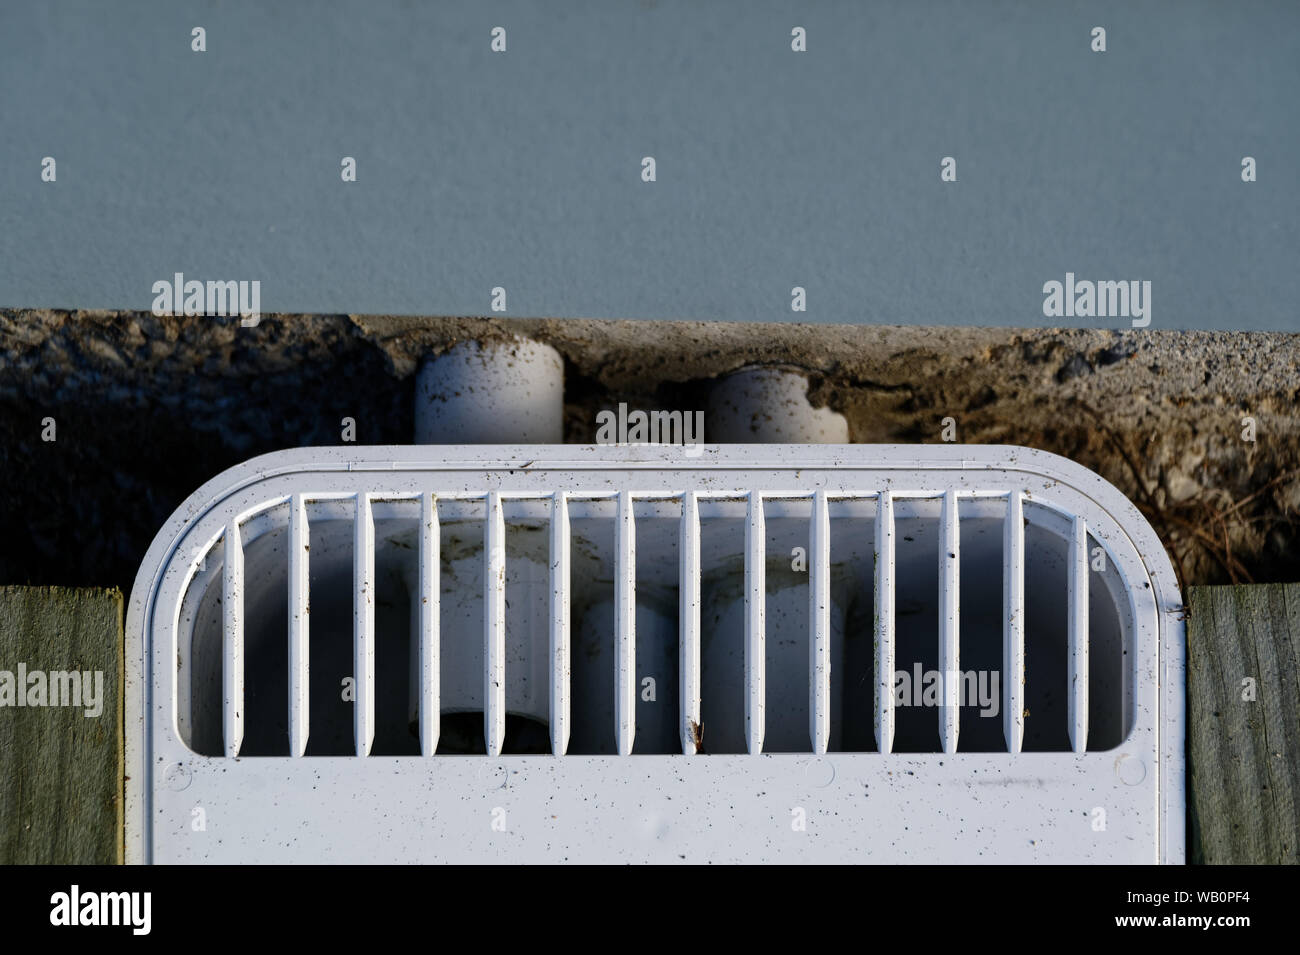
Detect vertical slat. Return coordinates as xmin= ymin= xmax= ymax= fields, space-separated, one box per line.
xmin=1068 ymin=515 xmax=1090 ymax=753
xmin=809 ymin=490 xmax=831 ymax=755
xmin=223 ymin=520 xmax=244 ymax=759
xmin=679 ymin=491 xmax=702 ymax=755
xmin=874 ymin=491 xmax=896 ymax=754
xmin=485 ymin=491 xmax=506 ymax=757
xmin=744 ymin=491 xmax=765 ymax=755
xmin=939 ymin=489 xmax=960 ymax=755
xmin=354 ymin=493 xmax=375 ymax=757
xmin=288 ymin=494 xmax=309 ymax=757
xmin=550 ymin=492 xmax=571 ymax=756
xmin=1003 ymin=490 xmax=1025 ymax=754
xmin=419 ymin=492 xmax=440 ymax=756
xmin=615 ymin=490 xmax=637 ymax=756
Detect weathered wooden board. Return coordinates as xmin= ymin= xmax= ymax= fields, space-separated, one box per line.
xmin=0 ymin=586 xmax=123 ymax=864
xmin=1188 ymin=583 xmax=1300 ymax=864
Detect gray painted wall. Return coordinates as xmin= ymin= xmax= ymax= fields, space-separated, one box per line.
xmin=2 ymin=0 xmax=1296 ymax=330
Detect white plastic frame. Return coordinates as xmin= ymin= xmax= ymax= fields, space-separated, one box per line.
xmin=126 ymin=445 xmax=1185 ymax=864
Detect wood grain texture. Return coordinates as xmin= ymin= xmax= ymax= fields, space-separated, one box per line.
xmin=0 ymin=586 xmax=123 ymax=864
xmin=1188 ymin=583 xmax=1300 ymax=864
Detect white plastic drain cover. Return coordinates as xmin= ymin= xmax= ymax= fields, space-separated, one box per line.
xmin=126 ymin=445 xmax=1185 ymax=863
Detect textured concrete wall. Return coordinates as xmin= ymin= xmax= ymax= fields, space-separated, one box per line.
xmin=3 ymin=310 xmax=1297 ymax=590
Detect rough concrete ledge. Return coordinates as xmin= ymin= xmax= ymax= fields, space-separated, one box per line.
xmin=2 ymin=310 xmax=1298 ymax=591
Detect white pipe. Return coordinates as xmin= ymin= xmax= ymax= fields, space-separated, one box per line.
xmin=703 ymin=368 xmax=849 ymax=753
xmin=414 ymin=338 xmax=565 ymax=444
xmin=706 ymin=366 xmax=849 ymax=443
xmin=408 ymin=337 xmax=563 ymax=751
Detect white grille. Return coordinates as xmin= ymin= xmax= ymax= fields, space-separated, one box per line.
xmin=127 ymin=445 xmax=1185 ymax=863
